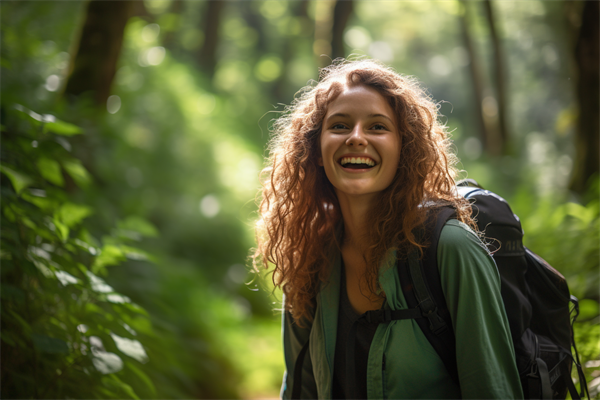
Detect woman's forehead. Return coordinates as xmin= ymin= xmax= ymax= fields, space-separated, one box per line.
xmin=324 ymin=84 xmax=395 ymax=118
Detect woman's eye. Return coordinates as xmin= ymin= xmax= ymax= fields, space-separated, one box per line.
xmin=331 ymin=123 xmax=347 ymax=130
xmin=371 ymin=123 xmax=387 ymax=131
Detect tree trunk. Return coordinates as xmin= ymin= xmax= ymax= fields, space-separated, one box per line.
xmin=331 ymin=0 xmax=353 ymax=60
xmin=162 ymin=0 xmax=184 ymax=54
xmin=198 ymin=0 xmax=225 ymax=78
xmin=313 ymin=0 xmax=336 ymax=68
xmin=483 ymin=0 xmax=509 ymax=155
xmin=240 ymin=1 xmax=268 ymax=54
xmin=274 ymin=1 xmax=312 ymax=103
xmin=459 ymin=1 xmax=491 ymax=153
xmin=570 ymin=0 xmax=599 ymax=194
xmin=64 ymin=0 xmax=134 ymax=107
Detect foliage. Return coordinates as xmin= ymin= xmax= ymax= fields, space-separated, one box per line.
xmin=512 ymin=184 xmax=600 ymax=398
xmin=1 ymin=105 xmax=156 ymax=398
xmin=1 ymin=0 xmax=597 ymax=398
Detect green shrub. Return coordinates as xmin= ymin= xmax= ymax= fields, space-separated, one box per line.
xmin=1 ymin=104 xmax=157 ymax=398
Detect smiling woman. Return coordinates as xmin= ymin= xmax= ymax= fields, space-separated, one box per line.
xmin=318 ymin=85 xmax=400 ymax=200
xmin=252 ymin=59 xmax=523 ymax=399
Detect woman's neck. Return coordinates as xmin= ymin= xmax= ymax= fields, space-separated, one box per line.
xmin=337 ymin=192 xmax=376 ymax=253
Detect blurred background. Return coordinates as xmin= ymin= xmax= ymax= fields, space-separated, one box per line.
xmin=1 ymin=1 xmax=598 ymax=398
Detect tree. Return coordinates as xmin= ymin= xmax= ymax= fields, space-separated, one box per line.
xmin=459 ymin=1 xmax=490 ymax=153
xmin=198 ymin=0 xmax=225 ymax=78
xmin=64 ymin=1 xmax=135 ymax=107
xmin=570 ymin=0 xmax=599 ymax=195
xmin=483 ymin=0 xmax=509 ymax=155
xmin=331 ymin=0 xmax=354 ymax=60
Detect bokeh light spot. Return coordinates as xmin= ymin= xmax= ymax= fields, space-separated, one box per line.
xmin=452 ymin=46 xmax=469 ymax=67
xmin=428 ymin=55 xmax=452 ymax=76
xmin=482 ymin=96 xmax=498 ymax=118
xmin=227 ymin=264 xmax=247 ymax=285
xmin=254 ymin=56 xmax=282 ymax=82
xmin=197 ymin=94 xmax=216 ymax=115
xmin=463 ymin=137 xmax=482 ymax=160
xmin=260 ymin=0 xmax=287 ymax=19
xmin=345 ymin=27 xmax=371 ymax=49
xmin=142 ymin=23 xmax=160 ymax=43
xmin=107 ymin=95 xmax=122 ymax=114
xmin=313 ymin=39 xmax=331 ymax=58
xmin=369 ymin=41 xmax=393 ymax=62
xmin=144 ymin=0 xmax=170 ymax=15
xmin=200 ymin=194 xmax=220 ymax=218
xmin=45 ymin=75 xmax=60 ymax=92
xmin=147 ymin=46 xmax=166 ymax=66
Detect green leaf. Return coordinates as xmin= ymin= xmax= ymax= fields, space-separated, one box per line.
xmin=126 ymin=362 xmax=157 ymax=395
xmin=55 ymin=270 xmax=80 ymax=286
xmin=61 ymin=159 xmax=91 ymax=188
xmin=37 ymin=157 xmax=64 ymax=187
xmin=45 ymin=120 xmax=82 ymax=136
xmin=31 ymin=333 xmax=69 ymax=354
xmin=53 ymin=218 xmax=69 ymax=242
xmin=117 ymin=216 xmax=159 ymax=238
xmin=92 ymin=245 xmax=125 ymax=273
xmin=87 ymin=271 xmax=115 ymax=293
xmin=102 ymin=375 xmax=139 ymax=399
xmin=121 ymin=245 xmax=155 ymax=262
xmin=85 ymin=302 xmax=105 ymax=315
xmin=0 ymin=165 xmax=33 ymax=194
xmin=55 ymin=202 xmax=93 ymax=228
xmin=21 ymin=191 xmax=57 ymax=211
xmin=110 ymin=333 xmax=148 ymax=363
xmin=93 ymin=351 xmax=124 ymax=374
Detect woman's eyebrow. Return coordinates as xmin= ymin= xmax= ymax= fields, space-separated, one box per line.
xmin=368 ymin=113 xmax=395 ymax=124
xmin=325 ymin=113 xmax=350 ymax=122
xmin=326 ymin=113 xmax=394 ymax=123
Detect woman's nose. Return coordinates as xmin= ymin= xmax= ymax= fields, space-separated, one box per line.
xmin=346 ymin=126 xmax=368 ymax=147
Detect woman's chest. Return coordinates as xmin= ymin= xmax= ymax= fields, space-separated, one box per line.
xmin=341 ymin=250 xmax=385 ymax=314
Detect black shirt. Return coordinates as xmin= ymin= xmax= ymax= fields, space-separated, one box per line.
xmin=332 ymin=265 xmax=379 ymax=399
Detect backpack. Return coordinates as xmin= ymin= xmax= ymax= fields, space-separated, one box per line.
xmin=291 ymin=179 xmax=588 ymax=399
xmin=391 ymin=179 xmax=588 ymax=399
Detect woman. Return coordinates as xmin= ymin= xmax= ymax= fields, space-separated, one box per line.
xmin=253 ymin=59 xmax=523 ymax=399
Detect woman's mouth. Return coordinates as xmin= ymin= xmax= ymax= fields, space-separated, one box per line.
xmin=338 ymin=156 xmax=377 ymax=170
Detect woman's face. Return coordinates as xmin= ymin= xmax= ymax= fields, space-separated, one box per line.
xmin=318 ymin=84 xmax=401 ymax=201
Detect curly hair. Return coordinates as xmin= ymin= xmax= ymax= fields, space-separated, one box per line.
xmin=252 ymin=59 xmax=474 ymax=323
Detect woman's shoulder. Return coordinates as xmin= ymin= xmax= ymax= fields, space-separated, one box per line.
xmin=436 ymin=218 xmax=500 ymax=288
xmin=438 ymin=218 xmax=489 ymax=255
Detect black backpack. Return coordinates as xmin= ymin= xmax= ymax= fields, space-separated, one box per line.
xmin=292 ymin=180 xmax=588 ymax=399
xmin=391 ymin=179 xmax=588 ymax=399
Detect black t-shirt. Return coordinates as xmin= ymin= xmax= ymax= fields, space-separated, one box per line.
xmin=332 ymin=265 xmax=379 ymax=400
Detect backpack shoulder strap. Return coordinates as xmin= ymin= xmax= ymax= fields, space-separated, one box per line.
xmin=397 ymin=206 xmax=460 ymax=385
xmin=292 ymin=340 xmax=310 ymax=399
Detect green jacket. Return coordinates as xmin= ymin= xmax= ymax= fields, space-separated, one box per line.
xmin=281 ymin=220 xmax=524 ymax=399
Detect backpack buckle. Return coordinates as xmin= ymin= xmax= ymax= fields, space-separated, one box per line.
xmin=364 ymin=309 xmax=391 ymax=324
xmin=424 ymin=308 xmax=447 ymax=334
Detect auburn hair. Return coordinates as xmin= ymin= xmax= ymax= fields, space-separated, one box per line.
xmin=252 ymin=59 xmax=474 ymax=323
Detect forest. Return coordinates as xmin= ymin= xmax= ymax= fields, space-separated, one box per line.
xmin=1 ymin=0 xmax=598 ymax=398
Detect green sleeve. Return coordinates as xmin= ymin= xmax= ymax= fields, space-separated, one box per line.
xmin=438 ymin=220 xmax=524 ymax=399
xmin=281 ymin=297 xmax=318 ymax=400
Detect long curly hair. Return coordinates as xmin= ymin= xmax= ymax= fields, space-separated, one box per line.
xmin=253 ymin=59 xmax=474 ymax=322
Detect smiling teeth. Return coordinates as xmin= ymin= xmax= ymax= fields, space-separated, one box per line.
xmin=340 ymin=157 xmax=375 ymax=166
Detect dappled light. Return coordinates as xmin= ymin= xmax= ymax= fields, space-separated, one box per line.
xmin=1 ymin=0 xmax=598 ymax=399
